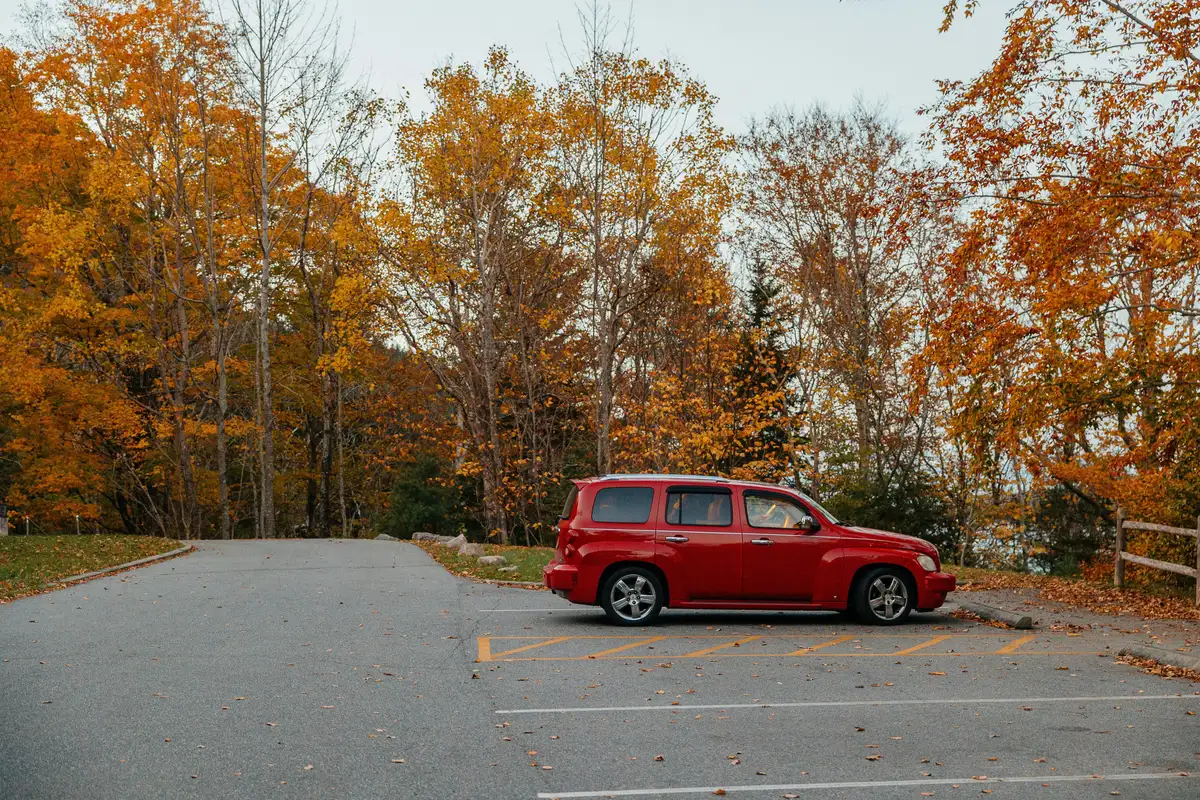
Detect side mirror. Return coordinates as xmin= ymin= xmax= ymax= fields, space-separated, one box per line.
xmin=796 ymin=514 xmax=818 ymax=532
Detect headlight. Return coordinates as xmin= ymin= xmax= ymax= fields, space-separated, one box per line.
xmin=916 ymin=554 xmax=937 ymax=572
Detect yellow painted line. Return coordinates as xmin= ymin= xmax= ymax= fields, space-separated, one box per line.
xmin=788 ymin=634 xmax=857 ymax=656
xmin=489 ymin=636 xmax=573 ymax=660
xmin=683 ymin=635 xmax=761 ymax=657
xmin=997 ymin=634 xmax=1040 ymax=655
xmin=586 ymin=636 xmax=667 ymax=659
xmin=481 ymin=633 xmax=1037 ymax=641
xmin=488 ymin=650 xmax=1105 ymax=662
xmin=893 ymin=635 xmax=954 ymax=656
xmin=476 ymin=637 xmax=492 ymax=662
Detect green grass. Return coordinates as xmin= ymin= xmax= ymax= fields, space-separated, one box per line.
xmin=0 ymin=534 xmax=182 ymax=602
xmin=414 ymin=540 xmax=555 ymax=583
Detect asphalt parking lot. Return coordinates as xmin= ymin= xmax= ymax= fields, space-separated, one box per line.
xmin=2 ymin=540 xmax=1198 ymax=799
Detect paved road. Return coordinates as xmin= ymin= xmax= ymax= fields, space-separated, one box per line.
xmin=2 ymin=540 xmax=1198 ymax=799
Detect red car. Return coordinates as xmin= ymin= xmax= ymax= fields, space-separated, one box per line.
xmin=543 ymin=474 xmax=956 ymax=625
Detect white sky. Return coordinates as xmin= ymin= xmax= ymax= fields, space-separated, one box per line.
xmin=0 ymin=0 xmax=1011 ymax=138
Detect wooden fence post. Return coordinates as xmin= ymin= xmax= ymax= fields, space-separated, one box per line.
xmin=1114 ymin=505 xmax=1125 ymax=588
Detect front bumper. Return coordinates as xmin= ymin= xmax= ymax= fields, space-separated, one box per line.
xmin=543 ymin=559 xmax=579 ymax=594
xmin=918 ymin=571 xmax=956 ymax=610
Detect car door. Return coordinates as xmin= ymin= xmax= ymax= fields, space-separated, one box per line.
xmin=740 ymin=489 xmax=840 ymax=601
xmin=655 ymin=484 xmax=742 ymax=601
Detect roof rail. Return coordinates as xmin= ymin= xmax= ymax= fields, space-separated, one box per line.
xmin=599 ymin=473 xmax=729 ymax=482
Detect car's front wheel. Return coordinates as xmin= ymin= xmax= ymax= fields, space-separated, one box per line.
xmin=854 ymin=567 xmax=914 ymax=625
xmin=600 ymin=566 xmax=664 ymax=626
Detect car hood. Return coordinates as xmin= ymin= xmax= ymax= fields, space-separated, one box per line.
xmin=840 ymin=525 xmax=937 ymax=555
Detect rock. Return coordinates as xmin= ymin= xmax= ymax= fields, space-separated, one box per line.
xmin=440 ymin=534 xmax=466 ymax=549
xmin=411 ymin=532 xmax=438 ymax=541
xmin=477 ymin=555 xmax=506 ymax=566
xmin=497 ymin=565 xmax=520 ymax=574
xmin=375 ymin=533 xmax=397 ymax=541
xmin=459 ymin=543 xmax=485 ymax=557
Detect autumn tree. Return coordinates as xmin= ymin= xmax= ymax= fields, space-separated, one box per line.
xmin=379 ymin=50 xmax=573 ymax=543
xmin=932 ymin=0 xmax=1200 ymax=546
xmin=741 ymin=103 xmax=940 ymax=497
xmin=556 ymin=7 xmax=735 ymax=475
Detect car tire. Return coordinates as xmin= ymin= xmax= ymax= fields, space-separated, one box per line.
xmin=853 ymin=566 xmax=914 ymax=626
xmin=599 ymin=566 xmax=665 ymax=626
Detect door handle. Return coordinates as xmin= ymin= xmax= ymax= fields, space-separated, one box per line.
xmin=750 ymin=538 xmax=773 ymax=546
xmin=664 ymin=535 xmax=689 ymax=543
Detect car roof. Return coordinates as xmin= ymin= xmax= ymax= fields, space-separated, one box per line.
xmin=581 ymin=474 xmax=796 ymax=491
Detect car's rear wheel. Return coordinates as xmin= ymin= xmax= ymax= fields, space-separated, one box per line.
xmin=854 ymin=567 xmax=914 ymax=625
xmin=600 ymin=566 xmax=664 ymax=626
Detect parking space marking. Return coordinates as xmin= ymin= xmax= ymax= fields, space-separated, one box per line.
xmin=495 ymin=692 xmax=1199 ymax=715
xmin=536 ymin=771 xmax=1199 ymax=798
xmin=475 ymin=632 xmax=1105 ymax=662
xmin=892 ymin=634 xmax=952 ymax=656
xmin=682 ymin=635 xmax=761 ymax=657
xmin=586 ymin=636 xmax=667 ymax=659
xmin=488 ymin=636 xmax=573 ymax=660
xmin=787 ymin=634 xmax=856 ymax=656
xmin=996 ymin=633 xmax=1039 ymax=654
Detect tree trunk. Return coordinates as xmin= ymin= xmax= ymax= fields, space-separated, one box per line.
xmin=336 ymin=373 xmax=348 ymax=536
xmin=320 ymin=370 xmax=334 ymax=536
xmin=214 ymin=323 xmax=230 ymax=539
xmin=0 ymin=503 xmax=7 ymax=537
xmin=172 ymin=242 xmax=200 ymax=539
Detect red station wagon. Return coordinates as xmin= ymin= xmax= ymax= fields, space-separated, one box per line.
xmin=543 ymin=474 xmax=956 ymax=625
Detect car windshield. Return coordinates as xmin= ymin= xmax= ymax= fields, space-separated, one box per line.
xmin=796 ymin=491 xmax=839 ymax=524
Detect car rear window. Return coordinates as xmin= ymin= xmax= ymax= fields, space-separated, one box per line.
xmin=665 ymin=490 xmax=732 ymax=526
xmin=590 ymin=486 xmax=654 ymax=524
xmin=560 ymin=485 xmax=578 ymax=519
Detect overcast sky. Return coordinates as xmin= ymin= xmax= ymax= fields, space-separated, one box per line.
xmin=0 ymin=0 xmax=1011 ymax=137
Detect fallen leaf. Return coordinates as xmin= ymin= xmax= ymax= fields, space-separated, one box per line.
xmin=654 ymin=755 xmax=665 ymax=762
xmin=929 ymin=671 xmax=947 ymax=676
xmin=391 ymin=759 xmax=406 ymax=764
xmin=303 ymin=764 xmax=313 ymax=771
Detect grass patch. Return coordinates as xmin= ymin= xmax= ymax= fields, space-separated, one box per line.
xmin=0 ymin=535 xmax=182 ymax=603
xmin=953 ymin=565 xmax=1199 ymax=620
xmin=413 ymin=540 xmax=554 ymax=584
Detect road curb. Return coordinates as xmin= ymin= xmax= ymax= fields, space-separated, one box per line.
xmin=953 ymin=599 xmax=1035 ymax=629
xmin=49 ymin=542 xmax=195 ymax=586
xmin=1118 ymin=643 xmax=1200 ymax=672
xmin=473 ymin=577 xmax=546 ymax=590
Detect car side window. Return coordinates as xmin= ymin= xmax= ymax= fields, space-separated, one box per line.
xmin=591 ymin=486 xmax=654 ymax=524
xmin=745 ymin=494 xmax=809 ymax=530
xmin=665 ymin=490 xmax=732 ymax=527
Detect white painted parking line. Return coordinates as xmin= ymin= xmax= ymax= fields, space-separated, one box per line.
xmin=537 ymin=771 xmax=1198 ymax=798
xmin=498 ymin=692 xmax=1199 ymax=715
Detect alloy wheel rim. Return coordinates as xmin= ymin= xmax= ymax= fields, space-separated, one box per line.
xmin=868 ymin=576 xmax=908 ymax=621
xmin=610 ymin=574 xmax=655 ymax=621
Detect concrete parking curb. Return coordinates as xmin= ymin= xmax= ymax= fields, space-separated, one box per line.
xmin=50 ymin=542 xmax=195 ymax=586
xmin=1118 ymin=643 xmax=1200 ymax=672
xmin=953 ymin=599 xmax=1035 ymax=629
xmin=473 ymin=578 xmax=546 ymax=590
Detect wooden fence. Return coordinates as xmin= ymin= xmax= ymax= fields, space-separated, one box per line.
xmin=1114 ymin=507 xmax=1200 ymax=606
